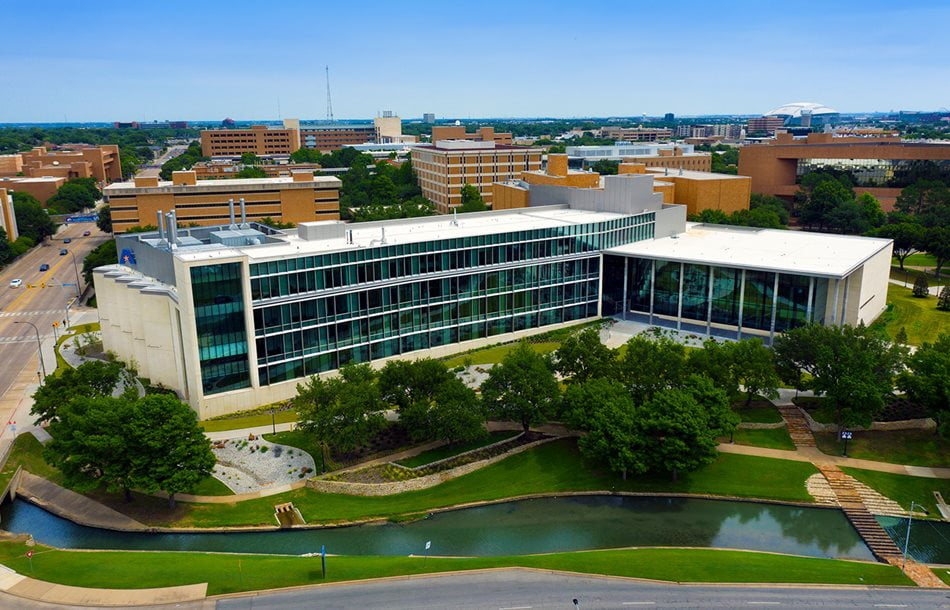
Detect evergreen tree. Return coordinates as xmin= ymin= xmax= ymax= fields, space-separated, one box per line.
xmin=938 ymin=285 xmax=950 ymax=311
xmin=913 ymin=276 xmax=930 ymax=298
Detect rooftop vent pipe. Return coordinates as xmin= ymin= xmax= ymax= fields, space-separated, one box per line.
xmin=228 ymin=198 xmax=237 ymax=229
xmin=166 ymin=211 xmax=179 ymax=248
xmin=156 ymin=210 xmax=166 ymax=244
xmin=380 ymin=227 xmax=387 ymax=244
xmin=451 ymin=208 xmax=459 ymax=226
xmin=239 ymin=198 xmax=248 ymax=228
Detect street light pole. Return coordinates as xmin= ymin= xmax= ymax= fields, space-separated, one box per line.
xmin=68 ymin=252 xmax=82 ymax=299
xmin=901 ymin=501 xmax=919 ymax=571
xmin=14 ymin=321 xmax=46 ymax=380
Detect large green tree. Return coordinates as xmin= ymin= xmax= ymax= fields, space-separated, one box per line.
xmin=563 ymin=378 xmax=639 ymax=479
xmin=295 ymin=363 xmax=385 ymax=452
xmin=617 ymin=334 xmax=688 ymax=399
xmin=31 ymin=360 xmax=124 ymax=423
xmin=898 ymin=334 xmax=950 ymax=437
xmin=96 ymin=204 xmax=112 ymax=233
xmin=43 ymin=396 xmax=137 ymax=499
xmin=458 ymin=184 xmax=487 ymax=213
xmin=870 ymin=222 xmax=925 ymax=270
xmin=82 ymin=239 xmax=117 ymax=283
xmin=730 ymin=338 xmax=781 ymax=405
xmin=773 ymin=324 xmax=905 ymax=428
xmin=428 ymin=377 xmax=486 ymax=445
xmin=13 ymin=193 xmax=56 ymax=242
xmin=922 ymin=226 xmax=950 ymax=279
xmin=46 ymin=179 xmax=99 ymax=214
xmin=126 ymin=394 xmax=215 ymax=508
xmin=481 ymin=342 xmax=559 ymax=433
xmin=553 ymin=327 xmax=617 ymax=383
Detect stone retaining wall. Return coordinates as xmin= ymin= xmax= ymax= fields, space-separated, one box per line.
xmin=407 ymin=432 xmax=526 ymax=472
xmin=737 ymin=422 xmax=786 ymax=430
xmin=799 ymin=409 xmax=936 ymax=432
xmin=307 ymin=437 xmax=556 ymax=496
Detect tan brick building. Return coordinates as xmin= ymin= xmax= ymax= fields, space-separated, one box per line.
xmin=412 ymin=141 xmax=542 ymax=213
xmin=0 ymin=176 xmax=66 ymax=204
xmin=0 ymin=146 xmax=121 ymax=183
xmin=598 ymin=126 xmax=673 ymax=142
xmin=430 ymin=126 xmax=513 ymax=145
xmin=201 ymin=117 xmax=408 ymax=157
xmin=104 ymin=171 xmax=341 ymax=233
xmin=738 ymin=132 xmax=950 ymax=210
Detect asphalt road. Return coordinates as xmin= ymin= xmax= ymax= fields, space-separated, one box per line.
xmin=135 ymin=144 xmax=189 ymax=178
xmin=212 ymin=570 xmax=950 ymax=609
xmin=0 ymin=221 xmax=109 ymax=401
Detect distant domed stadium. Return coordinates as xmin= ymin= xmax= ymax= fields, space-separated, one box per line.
xmin=764 ymin=102 xmax=839 ymax=127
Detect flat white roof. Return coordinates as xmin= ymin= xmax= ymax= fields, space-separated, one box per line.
xmin=175 ymin=206 xmax=628 ymax=263
xmin=606 ymin=223 xmax=892 ymax=279
xmin=105 ymin=175 xmax=340 ymax=192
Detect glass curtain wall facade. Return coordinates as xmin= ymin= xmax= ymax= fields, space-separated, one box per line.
xmin=243 ymin=214 xmax=655 ymax=387
xmin=190 ymin=263 xmax=251 ymax=395
xmin=604 ymin=255 xmax=827 ymax=336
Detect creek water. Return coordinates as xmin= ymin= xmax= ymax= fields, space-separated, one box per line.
xmin=1 ymin=495 xmax=880 ymax=560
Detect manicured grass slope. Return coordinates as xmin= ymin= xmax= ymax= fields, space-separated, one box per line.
xmin=873 ymin=284 xmax=949 ymax=346
xmin=175 ymin=439 xmax=818 ymax=528
xmin=0 ymin=541 xmax=913 ymax=595
xmin=200 ymin=410 xmax=297 ymax=433
xmin=729 ymin=427 xmax=796 ymax=451
xmin=815 ymin=430 xmax=950 ymax=468
xmin=443 ymin=342 xmax=560 ymax=367
xmin=841 ymin=467 xmax=950 ymax=518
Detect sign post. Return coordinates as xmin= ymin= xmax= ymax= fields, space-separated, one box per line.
xmin=839 ymin=430 xmax=853 ymax=456
xmin=321 ymin=544 xmax=326 ymax=579
xmin=424 ymin=540 xmax=431 ymax=565
xmin=26 ymin=550 xmax=33 ymax=572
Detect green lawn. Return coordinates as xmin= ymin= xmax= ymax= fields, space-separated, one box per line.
xmin=396 ymin=430 xmax=520 ymax=468
xmin=200 ymin=410 xmax=298 ymax=433
xmin=841 ymin=467 xmax=950 ymax=519
xmin=935 ymin=568 xmax=950 ymax=586
xmin=162 ymin=439 xmax=818 ymax=528
xmin=872 ymin=284 xmax=950 ymax=346
xmin=815 ymin=430 xmax=950 ymax=468
xmin=262 ymin=430 xmax=322 ymax=463
xmin=443 ymin=342 xmax=560 ymax=367
xmin=889 ymin=266 xmax=946 ymax=289
xmin=897 ymin=253 xmax=938 ymax=268
xmin=793 ymin=396 xmax=837 ymax=424
xmin=0 ymin=433 xmax=62 ymax=486
xmin=733 ymin=400 xmax=783 ymax=423
xmin=0 ymin=541 xmax=912 ymax=595
xmin=729 ymin=427 xmax=796 ymax=451
xmin=189 ymin=476 xmax=234 ymax=496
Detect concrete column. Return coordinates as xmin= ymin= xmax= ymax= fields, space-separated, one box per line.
xmin=596 ymin=253 xmax=604 ymax=318
xmin=648 ymin=259 xmax=656 ymax=325
xmin=676 ymin=262 xmax=685 ymax=331
xmin=622 ymin=257 xmax=629 ymax=321
xmin=806 ymin=277 xmax=815 ymax=324
xmin=706 ymin=266 xmax=715 ymax=337
xmin=768 ymin=273 xmax=780 ymax=345
xmin=831 ymin=279 xmax=840 ymax=325
xmin=737 ymin=269 xmax=746 ymax=340
xmin=840 ymin=275 xmax=850 ymax=325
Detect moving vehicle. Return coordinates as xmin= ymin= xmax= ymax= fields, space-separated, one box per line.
xmin=63 ymin=238 xmax=72 ymax=244
xmin=9 ymin=279 xmax=22 ymax=288
xmin=39 ymin=264 xmax=49 ymax=271
xmin=82 ymin=231 xmax=91 ymax=236
xmin=59 ymin=249 xmax=67 ymax=256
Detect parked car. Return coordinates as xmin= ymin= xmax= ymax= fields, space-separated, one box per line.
xmin=39 ymin=264 xmax=49 ymax=271
xmin=63 ymin=238 xmax=72 ymax=244
xmin=59 ymin=249 xmax=67 ymax=256
xmin=9 ymin=279 xmax=22 ymax=288
xmin=82 ymin=231 xmax=91 ymax=237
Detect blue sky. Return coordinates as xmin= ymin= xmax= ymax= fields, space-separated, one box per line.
xmin=4 ymin=0 xmax=949 ymax=122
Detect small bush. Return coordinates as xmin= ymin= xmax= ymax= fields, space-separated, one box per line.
xmin=912 ymin=276 xmax=929 ymax=298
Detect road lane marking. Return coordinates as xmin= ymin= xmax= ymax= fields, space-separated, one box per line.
xmin=746 ymin=604 xmax=781 ymax=606
xmin=4 ymin=249 xmax=76 ymax=313
xmin=873 ymin=605 xmax=908 ymax=608
xmin=499 ymin=607 xmax=533 ymax=610
xmin=622 ymin=603 xmax=656 ymax=606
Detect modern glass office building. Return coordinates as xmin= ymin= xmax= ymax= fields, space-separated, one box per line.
xmin=94 ymin=174 xmax=891 ymax=419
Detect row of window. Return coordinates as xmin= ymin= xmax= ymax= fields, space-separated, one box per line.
xmin=252 ymin=260 xmax=600 ymax=335
xmin=257 ymin=302 xmax=597 ymax=386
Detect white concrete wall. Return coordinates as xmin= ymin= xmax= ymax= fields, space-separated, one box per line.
xmin=853 ymin=243 xmax=893 ymax=326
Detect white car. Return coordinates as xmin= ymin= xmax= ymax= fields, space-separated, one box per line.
xmin=9 ymin=279 xmax=23 ymax=288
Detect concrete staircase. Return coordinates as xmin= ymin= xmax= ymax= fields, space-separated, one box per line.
xmin=777 ymin=405 xmax=816 ymax=448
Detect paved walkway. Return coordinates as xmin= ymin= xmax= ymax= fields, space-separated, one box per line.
xmin=767 ymin=400 xmax=947 ymax=589
xmin=15 ymin=472 xmax=145 ymax=531
xmin=889 ymin=277 xmax=944 ymax=295
xmin=0 ymin=563 xmax=207 ymax=607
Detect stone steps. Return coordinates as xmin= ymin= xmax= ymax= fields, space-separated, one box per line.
xmin=777 ymin=406 xmax=816 ymax=447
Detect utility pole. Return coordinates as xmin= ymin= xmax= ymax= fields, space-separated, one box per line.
xmin=325 ymin=65 xmax=334 ymax=123
xmin=15 ymin=321 xmax=46 ymax=380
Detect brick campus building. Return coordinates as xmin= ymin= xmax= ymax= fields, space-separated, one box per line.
xmin=738 ymin=132 xmax=950 ymax=210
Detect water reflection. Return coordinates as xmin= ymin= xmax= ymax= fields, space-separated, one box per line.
xmin=1 ymin=495 xmax=874 ymax=560
xmin=878 ymin=516 xmax=950 ymax=564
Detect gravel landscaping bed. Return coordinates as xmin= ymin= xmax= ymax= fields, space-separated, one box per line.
xmin=323 ymin=432 xmax=548 ymax=484
xmin=210 ymin=436 xmax=316 ymax=494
